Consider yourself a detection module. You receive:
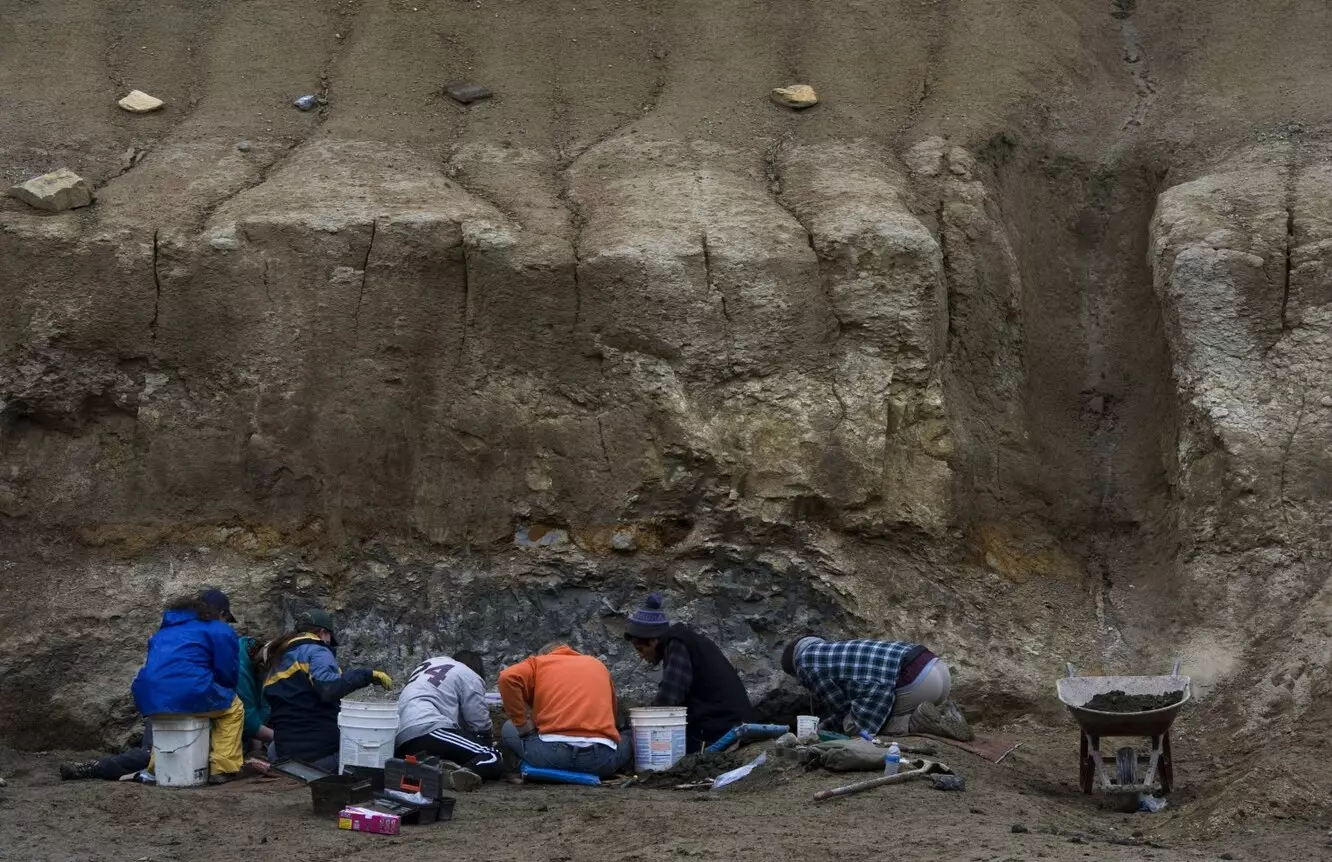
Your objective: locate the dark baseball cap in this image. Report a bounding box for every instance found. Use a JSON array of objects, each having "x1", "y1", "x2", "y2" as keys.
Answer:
[{"x1": 199, "y1": 588, "x2": 237, "y2": 623}]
